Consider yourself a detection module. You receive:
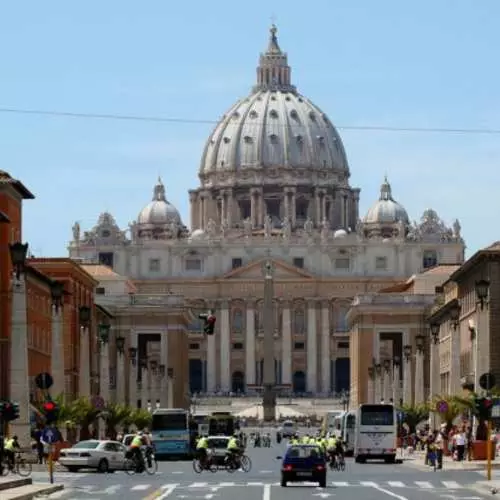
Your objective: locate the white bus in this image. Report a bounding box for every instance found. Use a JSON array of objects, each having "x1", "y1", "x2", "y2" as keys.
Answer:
[
  {"x1": 339, "y1": 410, "x2": 356, "y2": 456},
  {"x1": 322, "y1": 410, "x2": 343, "y2": 436},
  {"x1": 354, "y1": 404, "x2": 397, "y2": 464}
]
